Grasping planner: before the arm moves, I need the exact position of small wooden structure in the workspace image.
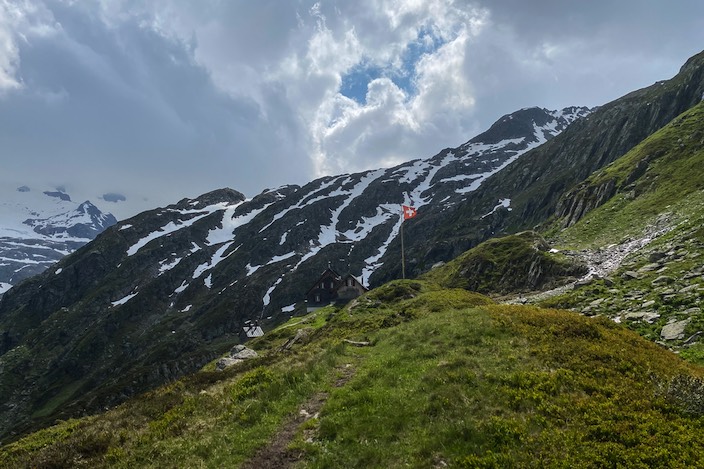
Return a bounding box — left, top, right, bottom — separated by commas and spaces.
305, 267, 367, 312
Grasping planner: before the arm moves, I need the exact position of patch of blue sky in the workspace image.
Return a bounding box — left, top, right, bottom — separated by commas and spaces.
339, 26, 446, 105
340, 62, 384, 104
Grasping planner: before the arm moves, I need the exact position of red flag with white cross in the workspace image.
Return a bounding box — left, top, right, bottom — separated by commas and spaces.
402, 205, 417, 220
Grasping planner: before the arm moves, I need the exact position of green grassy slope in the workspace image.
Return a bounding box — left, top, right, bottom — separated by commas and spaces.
2, 281, 703, 468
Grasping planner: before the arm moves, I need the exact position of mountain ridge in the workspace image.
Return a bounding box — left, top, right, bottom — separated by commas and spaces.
382, 50, 704, 282
0, 105, 589, 440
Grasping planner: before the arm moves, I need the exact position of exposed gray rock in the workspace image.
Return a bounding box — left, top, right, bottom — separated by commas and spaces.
215, 357, 242, 371
684, 307, 702, 315
661, 319, 691, 341
215, 345, 258, 371
625, 311, 661, 323
642, 300, 656, 308
231, 345, 259, 360
622, 271, 643, 280
639, 263, 662, 273
648, 252, 667, 262
278, 328, 312, 352
652, 276, 675, 286
680, 285, 700, 294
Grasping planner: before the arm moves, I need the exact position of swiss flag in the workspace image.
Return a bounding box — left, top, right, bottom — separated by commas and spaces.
402, 205, 417, 220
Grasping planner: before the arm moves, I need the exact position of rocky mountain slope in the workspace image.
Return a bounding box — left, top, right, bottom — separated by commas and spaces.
383, 51, 704, 281
0, 186, 116, 294
536, 100, 704, 358
0, 106, 589, 441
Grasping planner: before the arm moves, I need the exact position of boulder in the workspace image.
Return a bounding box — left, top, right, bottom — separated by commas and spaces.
215, 357, 242, 371
652, 276, 675, 286
624, 311, 660, 323
231, 346, 258, 360
661, 319, 690, 341
638, 263, 662, 273
679, 284, 699, 294
621, 271, 642, 280
215, 345, 258, 371
648, 252, 667, 262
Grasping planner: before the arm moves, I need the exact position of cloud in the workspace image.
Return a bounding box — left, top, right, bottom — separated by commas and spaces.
0, 0, 312, 219
1, 0, 703, 220
277, 0, 489, 176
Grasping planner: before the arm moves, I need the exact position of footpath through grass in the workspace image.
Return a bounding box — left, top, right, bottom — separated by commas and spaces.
297, 304, 704, 468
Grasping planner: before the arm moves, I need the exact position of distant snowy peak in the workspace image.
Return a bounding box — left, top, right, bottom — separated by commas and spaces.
0, 186, 117, 287
24, 201, 117, 239
464, 106, 592, 147
549, 106, 592, 125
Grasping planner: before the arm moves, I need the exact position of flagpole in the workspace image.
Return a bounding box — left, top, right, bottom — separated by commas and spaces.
400, 204, 416, 280
401, 220, 405, 279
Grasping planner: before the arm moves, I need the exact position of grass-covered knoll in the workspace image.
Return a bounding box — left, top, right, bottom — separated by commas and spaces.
554, 101, 704, 249
423, 231, 586, 294
3, 280, 704, 468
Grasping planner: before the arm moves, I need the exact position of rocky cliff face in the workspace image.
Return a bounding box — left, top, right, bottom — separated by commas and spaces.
0, 106, 588, 440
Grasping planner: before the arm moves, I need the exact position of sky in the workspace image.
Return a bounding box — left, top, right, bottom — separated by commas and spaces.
1, 0, 703, 220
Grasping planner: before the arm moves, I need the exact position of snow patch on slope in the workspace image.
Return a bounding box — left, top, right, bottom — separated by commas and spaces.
112, 291, 138, 306
481, 199, 512, 218
192, 242, 235, 279
127, 203, 230, 256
